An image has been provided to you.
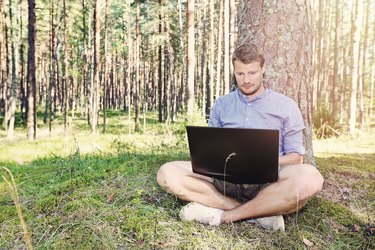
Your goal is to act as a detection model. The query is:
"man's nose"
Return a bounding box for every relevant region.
[244,74,251,83]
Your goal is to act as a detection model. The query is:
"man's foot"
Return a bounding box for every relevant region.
[254,215,285,231]
[179,202,223,226]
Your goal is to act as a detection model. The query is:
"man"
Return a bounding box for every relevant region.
[157,43,324,231]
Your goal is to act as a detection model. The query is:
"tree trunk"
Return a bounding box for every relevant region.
[63,0,69,135]
[370,21,375,118]
[186,0,195,121]
[359,0,369,127]
[349,0,362,135]
[6,0,18,139]
[223,0,230,94]
[331,0,340,123]
[27,0,37,140]
[0,0,5,122]
[158,0,163,122]
[215,0,223,98]
[238,0,316,165]
[134,0,140,131]
[102,0,108,133]
[229,0,236,90]
[207,0,215,116]
[92,0,100,134]
[80,0,87,119]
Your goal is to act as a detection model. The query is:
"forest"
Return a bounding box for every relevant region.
[0,0,374,249]
[0,0,374,141]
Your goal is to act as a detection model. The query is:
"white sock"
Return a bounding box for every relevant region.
[255,215,285,231]
[179,202,223,226]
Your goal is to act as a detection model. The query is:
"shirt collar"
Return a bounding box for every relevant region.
[236,87,271,103]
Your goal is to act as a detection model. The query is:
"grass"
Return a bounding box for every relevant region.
[0,110,374,249]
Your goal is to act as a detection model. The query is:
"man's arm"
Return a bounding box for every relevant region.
[279,152,303,167]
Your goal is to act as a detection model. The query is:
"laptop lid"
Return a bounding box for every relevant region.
[186,126,279,184]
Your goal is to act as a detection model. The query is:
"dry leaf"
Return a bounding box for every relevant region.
[351,224,361,232]
[303,237,314,247]
[107,193,115,203]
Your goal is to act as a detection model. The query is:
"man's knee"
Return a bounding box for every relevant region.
[295,164,324,201]
[156,162,174,188]
[282,164,324,201]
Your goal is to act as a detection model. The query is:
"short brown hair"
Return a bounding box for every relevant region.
[232,43,265,67]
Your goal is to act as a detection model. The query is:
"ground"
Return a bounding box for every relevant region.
[0,116,374,249]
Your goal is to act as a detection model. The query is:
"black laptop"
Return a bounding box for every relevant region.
[186,126,279,184]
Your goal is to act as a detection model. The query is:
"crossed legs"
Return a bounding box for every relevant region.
[157,161,324,224]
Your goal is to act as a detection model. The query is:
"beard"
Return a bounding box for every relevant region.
[239,82,262,96]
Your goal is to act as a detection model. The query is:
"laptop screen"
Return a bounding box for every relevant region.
[187,126,279,184]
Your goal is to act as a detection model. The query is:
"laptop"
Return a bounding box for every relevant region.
[186,126,279,184]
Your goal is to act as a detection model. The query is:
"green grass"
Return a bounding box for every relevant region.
[0,111,374,249]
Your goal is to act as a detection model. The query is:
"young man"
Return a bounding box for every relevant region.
[157,43,324,231]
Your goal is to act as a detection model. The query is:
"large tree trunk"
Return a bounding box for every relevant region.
[238,0,315,165]
[27,0,37,140]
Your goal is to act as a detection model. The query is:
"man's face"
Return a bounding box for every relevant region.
[233,60,266,99]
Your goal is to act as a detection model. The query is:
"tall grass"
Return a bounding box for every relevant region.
[1,167,33,249]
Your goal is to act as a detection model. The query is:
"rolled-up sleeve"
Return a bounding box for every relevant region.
[282,103,305,155]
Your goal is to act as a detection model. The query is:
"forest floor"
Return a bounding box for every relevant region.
[0,111,374,249]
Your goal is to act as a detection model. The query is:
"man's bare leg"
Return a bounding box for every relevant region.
[157,161,323,226]
[157,161,240,210]
[220,164,324,223]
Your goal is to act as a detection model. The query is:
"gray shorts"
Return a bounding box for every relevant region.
[213,179,268,202]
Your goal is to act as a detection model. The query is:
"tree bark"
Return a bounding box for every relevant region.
[27,0,37,140]
[158,0,163,122]
[349,0,362,135]
[92,0,100,134]
[6,0,18,139]
[186,0,195,121]
[331,0,340,123]
[238,0,316,165]
[134,0,140,131]
[223,0,230,94]
[103,0,109,133]
[63,0,69,135]
[207,0,215,116]
[215,0,223,98]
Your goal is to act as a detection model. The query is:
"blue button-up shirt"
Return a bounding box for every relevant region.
[208,88,305,156]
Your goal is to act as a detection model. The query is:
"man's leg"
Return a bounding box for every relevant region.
[156,161,240,210]
[220,164,324,223]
